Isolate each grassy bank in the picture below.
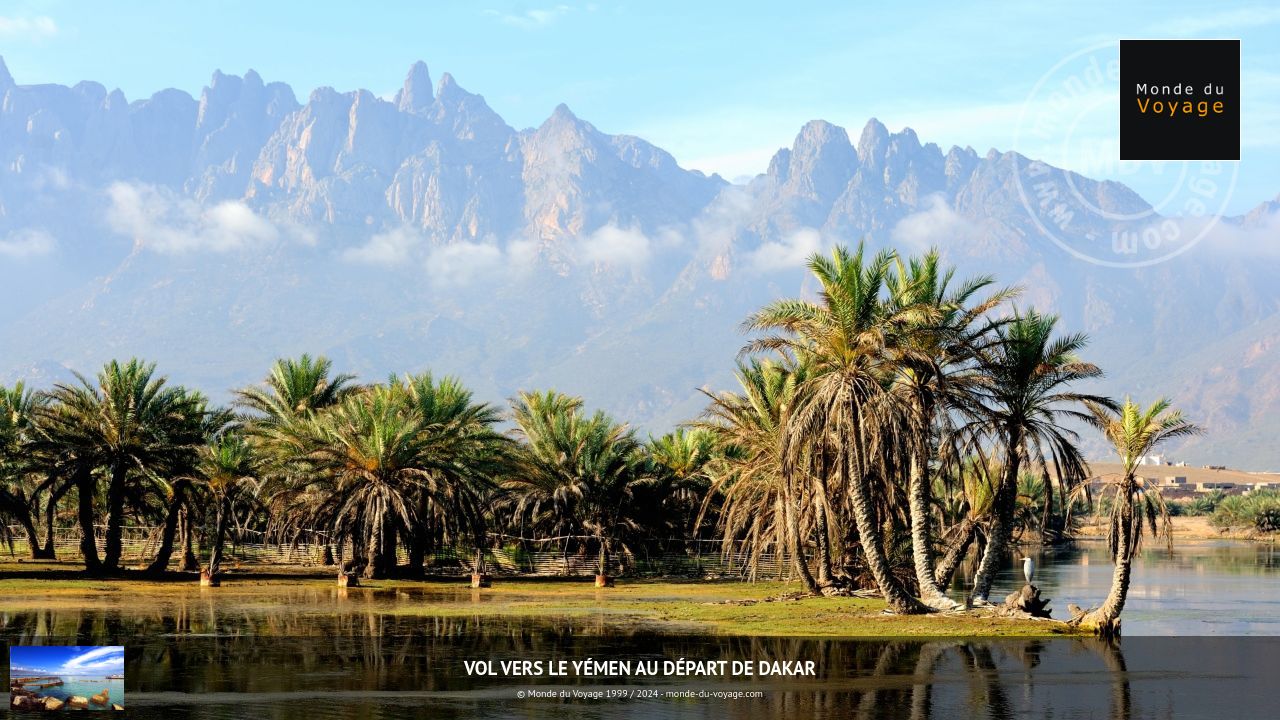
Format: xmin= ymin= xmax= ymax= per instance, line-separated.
xmin=0 ymin=562 xmax=1083 ymax=638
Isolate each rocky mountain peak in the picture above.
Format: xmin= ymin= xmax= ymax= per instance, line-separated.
xmin=395 ymin=61 xmax=433 ymax=114
xmin=856 ymin=117 xmax=890 ymax=165
xmin=0 ymin=56 xmax=13 ymax=91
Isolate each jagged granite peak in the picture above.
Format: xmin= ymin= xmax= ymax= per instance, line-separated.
xmin=395 ymin=61 xmax=433 ymax=114
xmin=856 ymin=117 xmax=890 ymax=167
xmin=0 ymin=55 xmax=12 ymax=90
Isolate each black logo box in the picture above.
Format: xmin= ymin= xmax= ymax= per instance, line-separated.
xmin=1120 ymin=39 xmax=1240 ymax=161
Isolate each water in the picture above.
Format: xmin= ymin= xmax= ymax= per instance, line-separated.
xmin=1 ymin=539 xmax=1278 ymax=718
xmin=14 ymin=677 xmax=125 ymax=708
xmin=982 ymin=539 xmax=1280 ymax=635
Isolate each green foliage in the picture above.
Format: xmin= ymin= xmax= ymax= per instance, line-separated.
xmin=1211 ymin=490 xmax=1280 ymax=535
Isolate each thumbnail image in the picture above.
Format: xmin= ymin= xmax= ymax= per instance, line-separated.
xmin=9 ymin=646 xmax=124 ymax=712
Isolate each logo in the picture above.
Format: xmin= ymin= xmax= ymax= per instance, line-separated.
xmin=1012 ymin=42 xmax=1239 ymax=268
xmin=1120 ymin=39 xmax=1240 ymax=161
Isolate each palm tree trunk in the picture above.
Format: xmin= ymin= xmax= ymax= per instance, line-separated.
xmin=39 ymin=483 xmax=68 ymax=560
xmin=178 ymin=508 xmax=200 ymax=572
xmin=102 ymin=462 xmax=127 ymax=572
xmin=1082 ymin=488 xmax=1134 ymax=637
xmin=74 ymin=467 xmax=102 ymax=573
xmin=208 ymin=494 xmax=231 ymax=576
xmin=908 ymin=446 xmax=957 ymax=608
xmin=971 ymin=428 xmax=1022 ymax=602
xmin=784 ymin=472 xmax=820 ymax=594
xmin=147 ymin=479 xmax=189 ymax=573
xmin=814 ymin=494 xmax=834 ymax=586
xmin=847 ymin=422 xmax=927 ymax=614
xmin=934 ymin=518 xmax=977 ymax=590
xmin=1040 ymin=469 xmax=1055 ymax=543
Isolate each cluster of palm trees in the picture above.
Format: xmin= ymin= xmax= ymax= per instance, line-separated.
xmin=0 ymin=242 xmax=1198 ymax=633
xmin=0 ymin=357 xmax=708 ymax=582
xmin=696 ymin=244 xmax=1197 ymax=632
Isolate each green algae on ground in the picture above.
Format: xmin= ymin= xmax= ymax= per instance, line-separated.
xmin=0 ymin=563 xmax=1083 ymax=638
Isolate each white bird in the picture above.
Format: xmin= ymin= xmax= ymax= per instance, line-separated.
xmin=1022 ymin=557 xmax=1036 ymax=584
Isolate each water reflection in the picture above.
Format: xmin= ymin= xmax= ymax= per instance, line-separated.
xmin=6 ymin=603 xmax=1276 ymax=720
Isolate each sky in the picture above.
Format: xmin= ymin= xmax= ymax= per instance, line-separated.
xmin=9 ymin=646 xmax=125 ymax=676
xmin=1 ymin=0 xmax=1277 ymax=212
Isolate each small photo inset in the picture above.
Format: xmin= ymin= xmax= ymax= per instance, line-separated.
xmin=9 ymin=646 xmax=125 ymax=712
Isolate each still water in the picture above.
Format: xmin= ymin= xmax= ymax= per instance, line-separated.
xmin=983 ymin=539 xmax=1280 ymax=635
xmin=1 ymin=540 xmax=1276 ymax=719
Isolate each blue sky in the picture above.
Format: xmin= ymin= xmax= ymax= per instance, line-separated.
xmin=9 ymin=646 xmax=125 ymax=676
xmin=1 ymin=1 xmax=1277 ymax=212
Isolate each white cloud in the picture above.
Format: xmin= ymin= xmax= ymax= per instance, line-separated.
xmin=60 ymin=646 xmax=124 ymax=675
xmin=105 ymin=182 xmax=296 ymax=253
xmin=890 ymin=194 xmax=982 ymax=251
xmin=484 ymin=5 xmax=570 ymax=29
xmin=0 ymin=229 xmax=56 ymax=258
xmin=342 ymin=226 xmax=420 ymax=265
xmin=577 ymin=224 xmax=652 ymax=268
xmin=748 ymin=228 xmax=823 ymax=272
xmin=0 ymin=15 xmax=57 ymax=39
xmin=1149 ymin=7 xmax=1280 ymax=35
xmin=425 ymin=240 xmax=505 ymax=286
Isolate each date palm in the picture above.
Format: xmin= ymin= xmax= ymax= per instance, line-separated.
xmin=36 ymin=360 xmax=208 ymax=574
xmin=887 ymin=249 xmax=1017 ymax=608
xmin=0 ymin=383 xmax=47 ymax=558
xmin=197 ymin=431 xmax=261 ymax=577
xmin=507 ymin=390 xmax=649 ymax=579
xmin=236 ymin=354 xmax=358 ymax=427
xmin=698 ymin=359 xmax=819 ymax=589
xmin=746 ymin=243 xmax=927 ymax=613
xmin=967 ymin=311 xmax=1110 ymax=602
xmin=268 ymin=383 xmax=488 ymax=579
xmin=1077 ymin=397 xmax=1199 ymax=636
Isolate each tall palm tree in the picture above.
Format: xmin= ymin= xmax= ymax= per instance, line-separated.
xmin=1078 ymin=397 xmax=1199 ymax=636
xmin=36 ymin=360 xmax=208 ymax=574
xmin=887 ymin=249 xmax=1017 ymax=608
xmin=968 ymin=311 xmax=1110 ymax=602
xmin=699 ymin=359 xmax=820 ymax=589
xmin=507 ymin=390 xmax=649 ymax=580
xmin=746 ymin=243 xmax=927 ymax=614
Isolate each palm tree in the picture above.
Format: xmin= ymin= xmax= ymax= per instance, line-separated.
xmin=394 ymin=372 xmax=508 ymax=576
xmin=745 ymin=243 xmax=927 ymax=613
xmin=36 ymin=360 xmax=208 ymax=574
xmin=647 ymin=427 xmax=722 ymax=542
xmin=699 ymin=359 xmax=820 ymax=589
xmin=267 ymin=383 xmax=481 ymax=579
xmin=196 ymin=431 xmax=261 ymax=577
xmin=0 ymin=383 xmax=48 ymax=558
xmin=887 ymin=249 xmax=1016 ymax=608
xmin=1077 ymin=397 xmax=1199 ymax=636
xmin=967 ymin=311 xmax=1111 ymax=603
xmin=507 ymin=390 xmax=649 ymax=581
xmin=236 ymin=354 xmax=358 ymax=426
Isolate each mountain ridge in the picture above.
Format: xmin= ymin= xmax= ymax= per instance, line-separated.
xmin=3 ymin=58 xmax=1279 ymax=467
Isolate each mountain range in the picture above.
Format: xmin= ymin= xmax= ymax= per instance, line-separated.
xmin=2 ymin=58 xmax=1278 ymax=468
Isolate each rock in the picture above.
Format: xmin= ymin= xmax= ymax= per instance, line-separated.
xmin=1002 ymin=584 xmax=1053 ymax=618
xmin=112 ymin=703 xmax=125 ymax=710
xmin=68 ymin=695 xmax=90 ymax=708
xmin=43 ymin=696 xmax=64 ymax=710
xmin=91 ymin=690 xmax=109 ymax=704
